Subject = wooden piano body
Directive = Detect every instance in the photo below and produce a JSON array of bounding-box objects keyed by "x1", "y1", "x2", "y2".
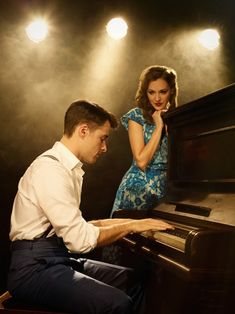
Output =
[{"x1": 113, "y1": 83, "x2": 235, "y2": 314}]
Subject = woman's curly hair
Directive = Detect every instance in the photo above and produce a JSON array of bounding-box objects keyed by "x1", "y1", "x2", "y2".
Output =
[{"x1": 135, "y1": 65, "x2": 178, "y2": 123}]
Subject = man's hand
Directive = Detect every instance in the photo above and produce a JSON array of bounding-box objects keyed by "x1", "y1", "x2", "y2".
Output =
[
  {"x1": 96, "y1": 218, "x2": 174, "y2": 247},
  {"x1": 132, "y1": 218, "x2": 173, "y2": 233}
]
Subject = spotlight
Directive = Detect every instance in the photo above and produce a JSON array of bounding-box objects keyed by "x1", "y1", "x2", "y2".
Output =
[
  {"x1": 106, "y1": 17, "x2": 128, "y2": 40},
  {"x1": 198, "y1": 29, "x2": 220, "y2": 50},
  {"x1": 25, "y1": 19, "x2": 48, "y2": 43}
]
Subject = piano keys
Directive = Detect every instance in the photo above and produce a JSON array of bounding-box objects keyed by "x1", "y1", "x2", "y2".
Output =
[{"x1": 141, "y1": 222, "x2": 189, "y2": 251}]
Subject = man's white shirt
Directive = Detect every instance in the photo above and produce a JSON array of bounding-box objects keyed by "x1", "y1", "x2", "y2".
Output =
[{"x1": 10, "y1": 141, "x2": 99, "y2": 253}]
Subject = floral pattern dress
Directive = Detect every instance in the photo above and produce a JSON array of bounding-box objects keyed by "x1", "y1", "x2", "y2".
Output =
[{"x1": 111, "y1": 107, "x2": 168, "y2": 215}]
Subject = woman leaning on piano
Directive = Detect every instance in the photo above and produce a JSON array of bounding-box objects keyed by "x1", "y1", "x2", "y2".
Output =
[{"x1": 111, "y1": 65, "x2": 178, "y2": 216}]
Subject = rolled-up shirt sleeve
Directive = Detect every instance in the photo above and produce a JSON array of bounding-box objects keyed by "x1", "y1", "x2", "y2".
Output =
[{"x1": 32, "y1": 160, "x2": 99, "y2": 253}]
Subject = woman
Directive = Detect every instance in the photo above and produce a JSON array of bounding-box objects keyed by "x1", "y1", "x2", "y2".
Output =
[{"x1": 111, "y1": 65, "x2": 178, "y2": 215}]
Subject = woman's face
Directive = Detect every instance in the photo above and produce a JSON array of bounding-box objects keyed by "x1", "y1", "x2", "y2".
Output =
[{"x1": 147, "y1": 78, "x2": 171, "y2": 111}]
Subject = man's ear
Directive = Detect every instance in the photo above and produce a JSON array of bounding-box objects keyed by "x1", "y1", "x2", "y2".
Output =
[{"x1": 77, "y1": 123, "x2": 89, "y2": 138}]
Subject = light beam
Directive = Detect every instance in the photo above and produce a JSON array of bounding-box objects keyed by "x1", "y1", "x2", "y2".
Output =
[
  {"x1": 198, "y1": 29, "x2": 220, "y2": 50},
  {"x1": 25, "y1": 19, "x2": 49, "y2": 43},
  {"x1": 106, "y1": 17, "x2": 128, "y2": 40}
]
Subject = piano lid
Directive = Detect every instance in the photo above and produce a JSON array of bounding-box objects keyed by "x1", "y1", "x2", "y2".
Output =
[{"x1": 160, "y1": 83, "x2": 235, "y2": 227}]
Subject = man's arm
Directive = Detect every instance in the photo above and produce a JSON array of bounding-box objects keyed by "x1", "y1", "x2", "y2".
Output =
[
  {"x1": 88, "y1": 218, "x2": 132, "y2": 227},
  {"x1": 89, "y1": 218, "x2": 173, "y2": 247}
]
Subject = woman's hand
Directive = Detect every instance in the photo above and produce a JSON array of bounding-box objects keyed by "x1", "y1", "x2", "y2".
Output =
[{"x1": 152, "y1": 110, "x2": 164, "y2": 129}]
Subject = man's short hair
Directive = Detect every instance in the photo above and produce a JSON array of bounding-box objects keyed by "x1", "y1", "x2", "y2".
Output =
[{"x1": 64, "y1": 100, "x2": 118, "y2": 137}]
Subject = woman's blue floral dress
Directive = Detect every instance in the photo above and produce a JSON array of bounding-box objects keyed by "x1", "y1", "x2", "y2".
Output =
[{"x1": 111, "y1": 107, "x2": 168, "y2": 215}]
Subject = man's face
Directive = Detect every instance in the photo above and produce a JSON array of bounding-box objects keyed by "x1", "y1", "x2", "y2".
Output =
[{"x1": 81, "y1": 120, "x2": 111, "y2": 164}]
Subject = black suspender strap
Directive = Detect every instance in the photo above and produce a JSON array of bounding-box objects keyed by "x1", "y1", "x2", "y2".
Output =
[
  {"x1": 41, "y1": 224, "x2": 53, "y2": 238},
  {"x1": 41, "y1": 154, "x2": 59, "y2": 161},
  {"x1": 40, "y1": 154, "x2": 59, "y2": 237}
]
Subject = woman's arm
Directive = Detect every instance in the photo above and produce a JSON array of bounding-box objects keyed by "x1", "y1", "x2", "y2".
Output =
[{"x1": 128, "y1": 111, "x2": 164, "y2": 171}]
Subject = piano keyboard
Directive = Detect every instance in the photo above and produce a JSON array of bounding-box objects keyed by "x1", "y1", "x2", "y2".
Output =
[
  {"x1": 162, "y1": 227, "x2": 189, "y2": 239},
  {"x1": 141, "y1": 222, "x2": 196, "y2": 252}
]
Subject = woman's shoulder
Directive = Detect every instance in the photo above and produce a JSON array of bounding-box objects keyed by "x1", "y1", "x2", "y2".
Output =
[{"x1": 121, "y1": 107, "x2": 144, "y2": 129}]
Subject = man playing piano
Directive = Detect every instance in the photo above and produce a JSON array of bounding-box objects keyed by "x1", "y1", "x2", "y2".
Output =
[{"x1": 7, "y1": 100, "x2": 173, "y2": 314}]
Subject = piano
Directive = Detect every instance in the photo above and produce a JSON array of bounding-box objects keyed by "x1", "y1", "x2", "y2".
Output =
[{"x1": 113, "y1": 83, "x2": 235, "y2": 314}]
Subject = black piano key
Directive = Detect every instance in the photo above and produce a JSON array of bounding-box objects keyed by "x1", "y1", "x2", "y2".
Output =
[{"x1": 161, "y1": 227, "x2": 189, "y2": 239}]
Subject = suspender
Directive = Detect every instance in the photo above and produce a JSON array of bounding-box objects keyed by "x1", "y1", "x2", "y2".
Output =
[
  {"x1": 41, "y1": 224, "x2": 53, "y2": 238},
  {"x1": 40, "y1": 154, "x2": 59, "y2": 237},
  {"x1": 41, "y1": 154, "x2": 59, "y2": 161}
]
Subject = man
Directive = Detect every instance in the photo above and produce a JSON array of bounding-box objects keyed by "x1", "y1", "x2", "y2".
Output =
[{"x1": 8, "y1": 100, "x2": 173, "y2": 314}]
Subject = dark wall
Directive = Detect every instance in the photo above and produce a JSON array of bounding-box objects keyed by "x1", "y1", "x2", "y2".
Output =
[
  {"x1": 0, "y1": 174, "x2": 20, "y2": 293},
  {"x1": 81, "y1": 127, "x2": 132, "y2": 220}
]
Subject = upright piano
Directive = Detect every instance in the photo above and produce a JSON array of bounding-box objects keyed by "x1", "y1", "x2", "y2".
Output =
[{"x1": 113, "y1": 83, "x2": 235, "y2": 314}]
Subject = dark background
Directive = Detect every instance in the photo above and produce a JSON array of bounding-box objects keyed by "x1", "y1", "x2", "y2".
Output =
[{"x1": 0, "y1": 0, "x2": 235, "y2": 292}]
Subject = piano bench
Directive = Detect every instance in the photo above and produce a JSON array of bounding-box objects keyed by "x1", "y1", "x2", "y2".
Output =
[{"x1": 0, "y1": 291, "x2": 66, "y2": 314}]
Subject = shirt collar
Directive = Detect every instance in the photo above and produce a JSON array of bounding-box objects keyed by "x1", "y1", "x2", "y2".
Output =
[{"x1": 52, "y1": 141, "x2": 84, "y2": 173}]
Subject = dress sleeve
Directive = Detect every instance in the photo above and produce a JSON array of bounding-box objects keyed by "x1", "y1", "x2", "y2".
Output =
[{"x1": 121, "y1": 108, "x2": 144, "y2": 130}]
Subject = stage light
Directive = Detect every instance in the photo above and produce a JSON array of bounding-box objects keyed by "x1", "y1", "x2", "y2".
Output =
[
  {"x1": 198, "y1": 29, "x2": 220, "y2": 50},
  {"x1": 25, "y1": 19, "x2": 48, "y2": 43},
  {"x1": 106, "y1": 17, "x2": 128, "y2": 40}
]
